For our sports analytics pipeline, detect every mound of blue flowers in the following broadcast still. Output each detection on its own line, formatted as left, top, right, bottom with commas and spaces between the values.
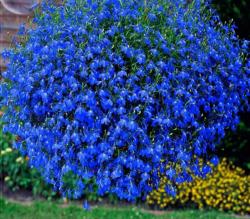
1, 0, 249, 200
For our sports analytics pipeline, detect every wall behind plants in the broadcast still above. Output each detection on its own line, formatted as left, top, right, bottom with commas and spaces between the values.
0, 2, 33, 72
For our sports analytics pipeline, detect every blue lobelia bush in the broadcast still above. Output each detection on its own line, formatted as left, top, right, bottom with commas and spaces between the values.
0, 0, 249, 201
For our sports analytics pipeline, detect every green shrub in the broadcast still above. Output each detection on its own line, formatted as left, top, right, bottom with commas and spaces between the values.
218, 122, 250, 171
0, 118, 57, 199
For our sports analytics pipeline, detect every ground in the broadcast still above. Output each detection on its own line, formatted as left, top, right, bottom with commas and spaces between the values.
1, 182, 249, 219
1, 197, 250, 219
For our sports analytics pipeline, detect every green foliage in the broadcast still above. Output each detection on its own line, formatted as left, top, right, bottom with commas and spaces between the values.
218, 122, 250, 171
213, 0, 250, 38
0, 119, 56, 199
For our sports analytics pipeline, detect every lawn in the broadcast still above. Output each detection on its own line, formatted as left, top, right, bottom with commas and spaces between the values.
0, 198, 245, 219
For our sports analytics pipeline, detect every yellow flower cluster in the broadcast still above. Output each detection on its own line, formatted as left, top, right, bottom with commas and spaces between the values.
147, 158, 250, 214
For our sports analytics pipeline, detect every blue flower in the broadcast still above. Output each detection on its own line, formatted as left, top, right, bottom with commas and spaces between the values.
210, 156, 219, 166
83, 200, 91, 211
166, 168, 176, 180
75, 107, 87, 122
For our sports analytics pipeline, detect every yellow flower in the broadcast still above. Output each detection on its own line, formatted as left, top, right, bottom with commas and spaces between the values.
147, 158, 250, 214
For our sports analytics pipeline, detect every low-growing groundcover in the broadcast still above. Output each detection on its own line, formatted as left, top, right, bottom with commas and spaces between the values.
1, 0, 250, 202
0, 198, 243, 219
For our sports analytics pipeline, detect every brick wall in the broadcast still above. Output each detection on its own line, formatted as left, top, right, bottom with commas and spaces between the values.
0, 2, 32, 72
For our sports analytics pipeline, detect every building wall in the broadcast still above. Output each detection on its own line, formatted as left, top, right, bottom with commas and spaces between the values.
0, 2, 32, 72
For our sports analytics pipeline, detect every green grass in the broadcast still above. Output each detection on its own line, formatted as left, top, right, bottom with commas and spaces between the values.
0, 198, 244, 219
